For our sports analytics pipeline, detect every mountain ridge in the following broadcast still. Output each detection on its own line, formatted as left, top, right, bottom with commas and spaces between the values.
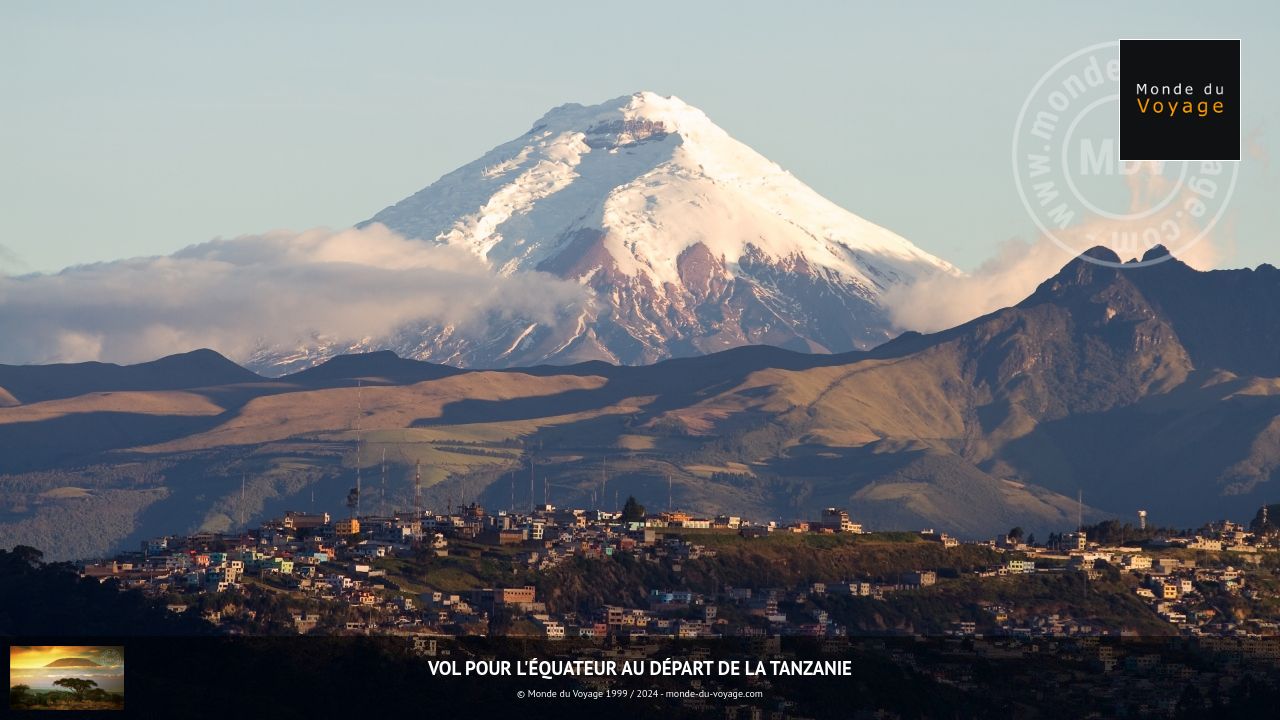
0, 349, 261, 405
4, 247, 1280, 559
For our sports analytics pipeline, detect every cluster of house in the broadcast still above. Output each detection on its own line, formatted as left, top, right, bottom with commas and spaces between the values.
75, 503, 908, 636
1124, 555, 1273, 635
974, 521, 1280, 638
77, 499, 1280, 639
954, 608, 1110, 639
470, 574, 978, 642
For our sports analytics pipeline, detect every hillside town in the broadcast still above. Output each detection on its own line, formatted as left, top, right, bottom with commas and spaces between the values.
74, 497, 1280, 646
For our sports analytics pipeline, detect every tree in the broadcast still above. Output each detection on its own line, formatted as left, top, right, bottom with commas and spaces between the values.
2, 545, 44, 570
13, 545, 44, 565
53, 677, 97, 698
621, 496, 646, 523
1250, 504, 1279, 534
1026, 533, 1037, 546
9, 684, 30, 706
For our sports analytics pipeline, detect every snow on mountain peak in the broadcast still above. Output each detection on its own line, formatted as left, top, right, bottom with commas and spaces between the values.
367, 91, 955, 290
243, 92, 967, 372
533, 91, 714, 139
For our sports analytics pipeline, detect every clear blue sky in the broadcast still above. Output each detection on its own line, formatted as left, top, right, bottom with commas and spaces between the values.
2, 1, 1277, 273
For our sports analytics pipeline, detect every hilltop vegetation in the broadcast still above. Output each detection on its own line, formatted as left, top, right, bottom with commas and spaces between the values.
0, 546, 213, 635
815, 572, 1171, 635
534, 533, 1002, 615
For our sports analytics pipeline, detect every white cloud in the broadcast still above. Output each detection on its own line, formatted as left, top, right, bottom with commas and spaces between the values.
0, 224, 588, 365
885, 164, 1232, 334
882, 237, 1070, 333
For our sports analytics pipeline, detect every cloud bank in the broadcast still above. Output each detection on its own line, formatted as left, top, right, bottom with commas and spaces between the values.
885, 164, 1232, 334
0, 224, 587, 366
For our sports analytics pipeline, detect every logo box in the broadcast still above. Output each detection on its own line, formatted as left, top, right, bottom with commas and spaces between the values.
1119, 39, 1240, 161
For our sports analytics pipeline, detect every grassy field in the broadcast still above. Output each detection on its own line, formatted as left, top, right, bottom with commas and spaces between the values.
524, 533, 1004, 615
372, 541, 531, 594
9, 688, 125, 711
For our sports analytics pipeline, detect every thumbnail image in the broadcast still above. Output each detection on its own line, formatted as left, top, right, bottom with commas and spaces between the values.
9, 646, 124, 711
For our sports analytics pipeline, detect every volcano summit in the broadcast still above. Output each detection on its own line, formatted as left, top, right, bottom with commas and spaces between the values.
253, 92, 956, 373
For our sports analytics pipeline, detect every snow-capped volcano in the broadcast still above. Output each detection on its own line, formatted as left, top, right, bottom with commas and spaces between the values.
257, 92, 956, 372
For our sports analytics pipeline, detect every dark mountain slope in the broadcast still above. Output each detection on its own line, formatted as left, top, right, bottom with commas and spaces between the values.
282, 350, 466, 388
0, 349, 261, 404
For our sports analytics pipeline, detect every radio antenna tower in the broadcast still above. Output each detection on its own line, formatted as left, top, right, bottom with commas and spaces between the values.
240, 472, 246, 528
413, 459, 422, 520
380, 448, 387, 517
1077, 489, 1083, 531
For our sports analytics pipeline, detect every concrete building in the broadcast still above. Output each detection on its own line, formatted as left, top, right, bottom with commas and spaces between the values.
819, 508, 863, 534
